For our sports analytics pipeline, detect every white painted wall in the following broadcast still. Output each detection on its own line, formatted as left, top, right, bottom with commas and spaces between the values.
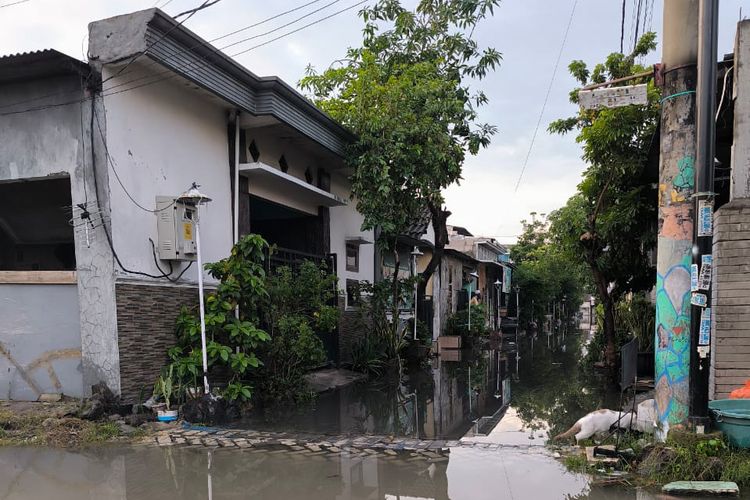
330, 172, 375, 292
102, 63, 233, 284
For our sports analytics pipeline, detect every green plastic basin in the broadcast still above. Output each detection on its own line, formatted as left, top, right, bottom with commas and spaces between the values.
709, 399, 750, 449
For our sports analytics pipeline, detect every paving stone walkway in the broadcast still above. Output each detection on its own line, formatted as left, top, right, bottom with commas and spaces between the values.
143, 426, 549, 460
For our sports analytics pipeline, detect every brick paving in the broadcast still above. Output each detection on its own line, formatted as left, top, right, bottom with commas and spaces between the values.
144, 425, 548, 460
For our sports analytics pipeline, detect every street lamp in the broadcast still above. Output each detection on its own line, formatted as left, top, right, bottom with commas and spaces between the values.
410, 246, 423, 341
493, 278, 502, 331
514, 285, 521, 364
467, 270, 479, 331
178, 183, 212, 395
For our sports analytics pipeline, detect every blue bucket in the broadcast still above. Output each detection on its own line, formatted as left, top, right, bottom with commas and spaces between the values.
709, 399, 750, 449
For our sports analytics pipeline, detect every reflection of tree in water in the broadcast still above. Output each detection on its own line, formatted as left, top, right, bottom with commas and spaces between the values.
512, 333, 620, 438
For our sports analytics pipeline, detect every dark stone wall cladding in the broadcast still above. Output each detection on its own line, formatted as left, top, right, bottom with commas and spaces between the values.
116, 282, 199, 403
337, 296, 366, 366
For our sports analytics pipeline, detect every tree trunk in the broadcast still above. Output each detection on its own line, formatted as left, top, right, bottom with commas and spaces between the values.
592, 267, 617, 374
390, 245, 401, 358
417, 202, 450, 300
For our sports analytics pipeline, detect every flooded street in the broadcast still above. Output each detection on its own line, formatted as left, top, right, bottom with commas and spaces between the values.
0, 444, 636, 499
1, 331, 741, 499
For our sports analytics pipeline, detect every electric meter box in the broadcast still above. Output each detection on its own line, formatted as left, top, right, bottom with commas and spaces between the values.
156, 196, 198, 261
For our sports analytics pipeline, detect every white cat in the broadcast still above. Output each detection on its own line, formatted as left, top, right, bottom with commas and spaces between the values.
553, 409, 636, 443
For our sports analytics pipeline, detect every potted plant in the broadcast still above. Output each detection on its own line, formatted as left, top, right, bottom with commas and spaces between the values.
154, 365, 179, 422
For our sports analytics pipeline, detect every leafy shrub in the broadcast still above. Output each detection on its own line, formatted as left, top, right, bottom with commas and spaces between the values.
253, 260, 338, 409
445, 304, 488, 340
169, 234, 271, 403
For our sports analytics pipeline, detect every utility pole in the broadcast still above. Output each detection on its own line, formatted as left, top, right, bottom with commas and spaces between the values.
690, 0, 718, 426
655, 0, 699, 429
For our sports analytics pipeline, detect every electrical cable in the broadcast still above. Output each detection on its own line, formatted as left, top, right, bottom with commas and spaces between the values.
100, 0, 223, 87
88, 96, 176, 280
620, 0, 626, 54
0, 0, 29, 8
716, 66, 732, 123
93, 106, 176, 214
0, 0, 345, 114
514, 0, 578, 193
150, 238, 195, 282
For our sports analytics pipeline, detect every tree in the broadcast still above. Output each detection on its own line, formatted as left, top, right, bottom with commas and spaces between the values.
547, 33, 660, 371
512, 212, 587, 328
300, 0, 501, 339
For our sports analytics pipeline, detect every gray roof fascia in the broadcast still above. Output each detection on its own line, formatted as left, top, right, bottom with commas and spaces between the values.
143, 10, 353, 157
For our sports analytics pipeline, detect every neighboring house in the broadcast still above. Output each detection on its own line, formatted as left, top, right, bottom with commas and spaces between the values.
0, 8, 375, 401
446, 226, 513, 330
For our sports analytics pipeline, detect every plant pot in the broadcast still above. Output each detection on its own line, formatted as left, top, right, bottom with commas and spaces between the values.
157, 409, 178, 422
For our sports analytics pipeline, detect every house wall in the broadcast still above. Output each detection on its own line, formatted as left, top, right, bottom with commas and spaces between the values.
102, 63, 233, 284
0, 284, 83, 400
0, 74, 118, 398
710, 20, 750, 400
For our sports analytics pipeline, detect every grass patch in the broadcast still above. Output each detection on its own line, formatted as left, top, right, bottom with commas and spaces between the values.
563, 453, 589, 472
0, 407, 145, 448
638, 433, 750, 487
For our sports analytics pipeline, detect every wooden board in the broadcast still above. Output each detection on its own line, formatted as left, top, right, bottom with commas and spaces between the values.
0, 271, 77, 284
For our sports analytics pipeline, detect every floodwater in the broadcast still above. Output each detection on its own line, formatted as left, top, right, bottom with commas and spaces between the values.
1, 330, 739, 499
0, 444, 658, 499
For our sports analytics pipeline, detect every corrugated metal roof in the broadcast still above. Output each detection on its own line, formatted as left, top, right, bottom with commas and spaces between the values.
0, 49, 89, 84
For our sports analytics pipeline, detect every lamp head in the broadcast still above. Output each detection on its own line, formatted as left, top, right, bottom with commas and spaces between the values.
178, 182, 212, 205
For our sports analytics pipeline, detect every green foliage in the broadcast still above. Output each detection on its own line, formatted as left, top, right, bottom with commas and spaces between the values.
347, 278, 416, 369
640, 436, 750, 487
170, 234, 271, 403
153, 364, 175, 410
300, 0, 501, 308
350, 335, 387, 375
511, 212, 588, 328
546, 33, 660, 370
254, 260, 338, 409
445, 304, 488, 340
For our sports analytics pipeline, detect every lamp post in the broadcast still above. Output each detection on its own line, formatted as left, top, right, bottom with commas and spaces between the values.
178, 183, 212, 395
514, 285, 520, 364
468, 270, 479, 331
493, 278, 502, 331
411, 246, 423, 341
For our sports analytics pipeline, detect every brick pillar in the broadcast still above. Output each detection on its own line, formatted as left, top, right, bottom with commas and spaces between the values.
711, 200, 750, 399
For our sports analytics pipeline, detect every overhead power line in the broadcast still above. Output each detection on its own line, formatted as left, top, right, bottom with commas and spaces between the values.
513, 0, 578, 193
0, 0, 342, 113
0, 0, 368, 117
0, 0, 30, 8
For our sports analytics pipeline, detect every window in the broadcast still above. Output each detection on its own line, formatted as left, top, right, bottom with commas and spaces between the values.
346, 243, 359, 272
346, 279, 361, 308
0, 177, 76, 271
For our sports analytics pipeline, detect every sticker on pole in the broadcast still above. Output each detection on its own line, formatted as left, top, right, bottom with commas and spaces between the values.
699, 307, 711, 346
698, 259, 712, 291
691, 264, 699, 292
691, 292, 708, 307
698, 200, 713, 237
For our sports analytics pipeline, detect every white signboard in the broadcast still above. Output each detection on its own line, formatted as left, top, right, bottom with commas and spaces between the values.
579, 84, 648, 110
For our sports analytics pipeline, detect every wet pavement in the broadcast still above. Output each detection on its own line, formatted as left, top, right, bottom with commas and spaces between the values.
2, 329, 744, 499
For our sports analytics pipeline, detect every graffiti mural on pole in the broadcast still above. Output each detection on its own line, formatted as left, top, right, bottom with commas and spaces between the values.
655, 146, 696, 426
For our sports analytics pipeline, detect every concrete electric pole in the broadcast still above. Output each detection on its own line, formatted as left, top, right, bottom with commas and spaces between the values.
655, 0, 699, 429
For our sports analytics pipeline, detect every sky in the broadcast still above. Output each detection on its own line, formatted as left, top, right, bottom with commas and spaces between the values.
0, 0, 746, 243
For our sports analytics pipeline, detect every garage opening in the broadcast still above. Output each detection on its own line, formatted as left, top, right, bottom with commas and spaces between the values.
0, 176, 76, 270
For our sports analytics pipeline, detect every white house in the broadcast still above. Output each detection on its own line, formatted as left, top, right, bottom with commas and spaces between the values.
0, 8, 374, 401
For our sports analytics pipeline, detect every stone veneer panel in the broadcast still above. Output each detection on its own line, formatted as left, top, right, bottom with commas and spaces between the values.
116, 281, 199, 403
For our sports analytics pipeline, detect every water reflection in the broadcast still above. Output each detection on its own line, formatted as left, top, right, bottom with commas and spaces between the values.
242, 348, 514, 440
0, 445, 648, 500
